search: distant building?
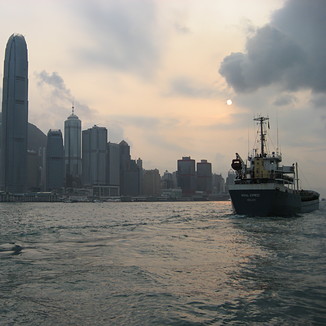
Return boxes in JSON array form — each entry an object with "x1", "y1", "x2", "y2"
[
  {"x1": 143, "y1": 169, "x2": 161, "y2": 196},
  {"x1": 119, "y1": 141, "x2": 141, "y2": 196},
  {"x1": 177, "y1": 156, "x2": 196, "y2": 196},
  {"x1": 27, "y1": 150, "x2": 40, "y2": 191},
  {"x1": 126, "y1": 160, "x2": 141, "y2": 196},
  {"x1": 46, "y1": 130, "x2": 64, "y2": 191},
  {"x1": 196, "y1": 159, "x2": 212, "y2": 194},
  {"x1": 212, "y1": 173, "x2": 225, "y2": 194},
  {"x1": 1, "y1": 34, "x2": 28, "y2": 193},
  {"x1": 225, "y1": 170, "x2": 236, "y2": 192},
  {"x1": 119, "y1": 140, "x2": 131, "y2": 195},
  {"x1": 82, "y1": 125, "x2": 107, "y2": 186},
  {"x1": 106, "y1": 142, "x2": 120, "y2": 195},
  {"x1": 161, "y1": 170, "x2": 175, "y2": 189},
  {"x1": 64, "y1": 106, "x2": 82, "y2": 187}
]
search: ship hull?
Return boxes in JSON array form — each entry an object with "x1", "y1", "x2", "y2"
[{"x1": 228, "y1": 183, "x2": 318, "y2": 217}]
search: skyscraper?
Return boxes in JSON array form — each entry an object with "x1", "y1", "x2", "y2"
[
  {"x1": 82, "y1": 125, "x2": 107, "y2": 186},
  {"x1": 196, "y1": 159, "x2": 212, "y2": 194},
  {"x1": 0, "y1": 34, "x2": 28, "y2": 193},
  {"x1": 46, "y1": 129, "x2": 64, "y2": 191},
  {"x1": 64, "y1": 106, "x2": 82, "y2": 187},
  {"x1": 106, "y1": 142, "x2": 120, "y2": 188},
  {"x1": 177, "y1": 156, "x2": 196, "y2": 196}
]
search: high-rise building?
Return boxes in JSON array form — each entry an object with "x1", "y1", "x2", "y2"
[
  {"x1": 106, "y1": 142, "x2": 120, "y2": 188},
  {"x1": 45, "y1": 130, "x2": 64, "y2": 191},
  {"x1": 82, "y1": 125, "x2": 107, "y2": 186},
  {"x1": 64, "y1": 106, "x2": 82, "y2": 187},
  {"x1": 177, "y1": 156, "x2": 196, "y2": 196},
  {"x1": 119, "y1": 141, "x2": 141, "y2": 196},
  {"x1": 143, "y1": 169, "x2": 161, "y2": 196},
  {"x1": 196, "y1": 159, "x2": 212, "y2": 194},
  {"x1": 212, "y1": 173, "x2": 225, "y2": 194},
  {"x1": 0, "y1": 34, "x2": 28, "y2": 193}
]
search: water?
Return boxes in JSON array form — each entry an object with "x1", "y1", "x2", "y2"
[{"x1": 0, "y1": 201, "x2": 325, "y2": 325}]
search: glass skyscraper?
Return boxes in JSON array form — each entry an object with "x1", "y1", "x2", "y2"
[
  {"x1": 64, "y1": 106, "x2": 82, "y2": 187},
  {"x1": 46, "y1": 129, "x2": 64, "y2": 191},
  {"x1": 1, "y1": 34, "x2": 29, "y2": 193},
  {"x1": 82, "y1": 125, "x2": 107, "y2": 186}
]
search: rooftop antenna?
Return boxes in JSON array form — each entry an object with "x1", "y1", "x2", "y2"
[{"x1": 72, "y1": 101, "x2": 75, "y2": 115}]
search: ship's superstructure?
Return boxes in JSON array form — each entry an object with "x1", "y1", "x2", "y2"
[{"x1": 229, "y1": 116, "x2": 319, "y2": 216}]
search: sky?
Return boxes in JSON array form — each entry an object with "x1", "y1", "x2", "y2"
[{"x1": 0, "y1": 0, "x2": 325, "y2": 196}]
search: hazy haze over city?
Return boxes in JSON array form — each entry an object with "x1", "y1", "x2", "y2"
[{"x1": 0, "y1": 0, "x2": 325, "y2": 197}]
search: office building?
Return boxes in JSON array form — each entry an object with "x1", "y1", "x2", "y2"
[
  {"x1": 45, "y1": 130, "x2": 64, "y2": 191},
  {"x1": 106, "y1": 142, "x2": 120, "y2": 195},
  {"x1": 197, "y1": 159, "x2": 212, "y2": 194},
  {"x1": 1, "y1": 34, "x2": 28, "y2": 193},
  {"x1": 143, "y1": 169, "x2": 161, "y2": 196},
  {"x1": 64, "y1": 106, "x2": 82, "y2": 187},
  {"x1": 119, "y1": 140, "x2": 141, "y2": 196},
  {"x1": 177, "y1": 156, "x2": 196, "y2": 196},
  {"x1": 82, "y1": 125, "x2": 107, "y2": 186},
  {"x1": 212, "y1": 173, "x2": 225, "y2": 194}
]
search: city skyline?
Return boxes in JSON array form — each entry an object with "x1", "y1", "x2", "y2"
[{"x1": 0, "y1": 0, "x2": 325, "y2": 197}]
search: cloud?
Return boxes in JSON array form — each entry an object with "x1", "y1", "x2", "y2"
[
  {"x1": 273, "y1": 94, "x2": 297, "y2": 107},
  {"x1": 166, "y1": 77, "x2": 220, "y2": 98},
  {"x1": 73, "y1": 0, "x2": 161, "y2": 79},
  {"x1": 37, "y1": 71, "x2": 72, "y2": 100},
  {"x1": 219, "y1": 0, "x2": 326, "y2": 94},
  {"x1": 35, "y1": 70, "x2": 92, "y2": 117},
  {"x1": 174, "y1": 23, "x2": 191, "y2": 34}
]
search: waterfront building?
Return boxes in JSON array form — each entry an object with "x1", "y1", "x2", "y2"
[
  {"x1": 119, "y1": 141, "x2": 141, "y2": 196},
  {"x1": 119, "y1": 140, "x2": 130, "y2": 195},
  {"x1": 212, "y1": 173, "x2": 225, "y2": 194},
  {"x1": 143, "y1": 169, "x2": 161, "y2": 196},
  {"x1": 106, "y1": 142, "x2": 120, "y2": 195},
  {"x1": 225, "y1": 169, "x2": 236, "y2": 192},
  {"x1": 161, "y1": 170, "x2": 175, "y2": 189},
  {"x1": 27, "y1": 150, "x2": 40, "y2": 191},
  {"x1": 82, "y1": 125, "x2": 107, "y2": 186},
  {"x1": 45, "y1": 130, "x2": 64, "y2": 191},
  {"x1": 177, "y1": 156, "x2": 196, "y2": 196},
  {"x1": 196, "y1": 159, "x2": 212, "y2": 194},
  {"x1": 64, "y1": 106, "x2": 82, "y2": 187},
  {"x1": 0, "y1": 34, "x2": 28, "y2": 193}
]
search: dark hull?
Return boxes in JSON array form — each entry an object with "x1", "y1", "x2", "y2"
[
  {"x1": 229, "y1": 188, "x2": 300, "y2": 217},
  {"x1": 229, "y1": 184, "x2": 319, "y2": 217}
]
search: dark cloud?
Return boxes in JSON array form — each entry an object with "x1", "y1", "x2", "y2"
[
  {"x1": 166, "y1": 77, "x2": 220, "y2": 98},
  {"x1": 219, "y1": 0, "x2": 326, "y2": 93},
  {"x1": 73, "y1": 0, "x2": 161, "y2": 78}
]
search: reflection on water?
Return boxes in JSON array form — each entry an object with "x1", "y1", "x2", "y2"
[{"x1": 0, "y1": 201, "x2": 325, "y2": 325}]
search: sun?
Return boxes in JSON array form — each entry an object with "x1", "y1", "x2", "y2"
[{"x1": 226, "y1": 99, "x2": 233, "y2": 105}]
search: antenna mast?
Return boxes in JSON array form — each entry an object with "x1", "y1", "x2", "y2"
[{"x1": 254, "y1": 116, "x2": 269, "y2": 156}]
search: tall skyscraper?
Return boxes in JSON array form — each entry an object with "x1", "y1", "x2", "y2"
[
  {"x1": 64, "y1": 106, "x2": 82, "y2": 187},
  {"x1": 0, "y1": 34, "x2": 28, "y2": 193},
  {"x1": 118, "y1": 141, "x2": 141, "y2": 196},
  {"x1": 196, "y1": 159, "x2": 212, "y2": 194},
  {"x1": 45, "y1": 129, "x2": 64, "y2": 191},
  {"x1": 177, "y1": 156, "x2": 196, "y2": 196},
  {"x1": 82, "y1": 125, "x2": 107, "y2": 186},
  {"x1": 106, "y1": 142, "x2": 120, "y2": 188}
]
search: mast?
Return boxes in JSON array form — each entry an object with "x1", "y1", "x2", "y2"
[{"x1": 254, "y1": 116, "x2": 269, "y2": 156}]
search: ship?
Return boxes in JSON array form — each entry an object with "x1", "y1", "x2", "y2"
[{"x1": 228, "y1": 116, "x2": 319, "y2": 217}]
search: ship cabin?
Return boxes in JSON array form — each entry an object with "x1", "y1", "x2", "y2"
[
  {"x1": 248, "y1": 152, "x2": 294, "y2": 185},
  {"x1": 232, "y1": 151, "x2": 295, "y2": 186}
]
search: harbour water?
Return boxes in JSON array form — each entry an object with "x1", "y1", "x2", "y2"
[{"x1": 1, "y1": 201, "x2": 325, "y2": 325}]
